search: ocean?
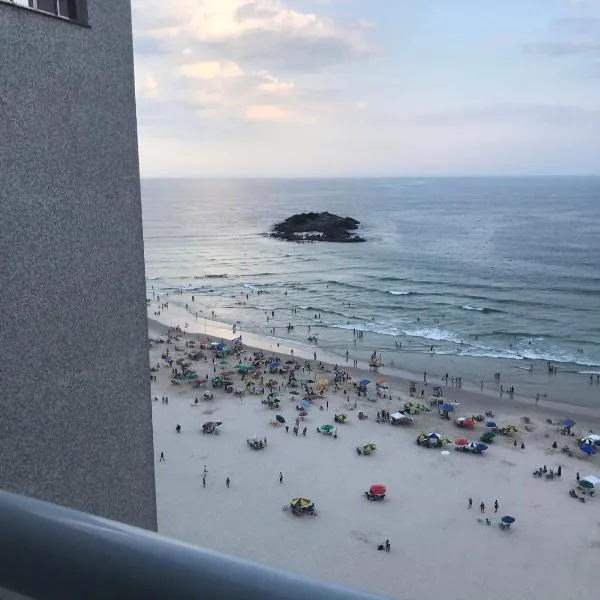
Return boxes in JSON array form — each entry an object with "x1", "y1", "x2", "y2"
[{"x1": 142, "y1": 177, "x2": 600, "y2": 408}]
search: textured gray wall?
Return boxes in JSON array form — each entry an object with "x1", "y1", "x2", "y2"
[{"x1": 0, "y1": 1, "x2": 157, "y2": 530}]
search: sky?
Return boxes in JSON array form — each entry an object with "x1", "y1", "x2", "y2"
[{"x1": 131, "y1": 0, "x2": 600, "y2": 177}]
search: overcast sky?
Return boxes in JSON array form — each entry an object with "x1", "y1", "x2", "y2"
[{"x1": 132, "y1": 0, "x2": 600, "y2": 177}]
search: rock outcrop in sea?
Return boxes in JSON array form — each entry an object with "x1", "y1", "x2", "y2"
[{"x1": 269, "y1": 212, "x2": 365, "y2": 243}]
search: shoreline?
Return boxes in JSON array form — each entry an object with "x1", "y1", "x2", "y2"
[
  {"x1": 147, "y1": 308, "x2": 600, "y2": 424},
  {"x1": 146, "y1": 287, "x2": 600, "y2": 410}
]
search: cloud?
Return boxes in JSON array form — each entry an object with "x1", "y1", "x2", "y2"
[
  {"x1": 179, "y1": 60, "x2": 244, "y2": 79},
  {"x1": 244, "y1": 104, "x2": 315, "y2": 123},
  {"x1": 136, "y1": 72, "x2": 159, "y2": 99},
  {"x1": 411, "y1": 103, "x2": 600, "y2": 128},
  {"x1": 133, "y1": 0, "x2": 369, "y2": 72},
  {"x1": 132, "y1": 0, "x2": 372, "y2": 148},
  {"x1": 522, "y1": 41, "x2": 600, "y2": 54}
]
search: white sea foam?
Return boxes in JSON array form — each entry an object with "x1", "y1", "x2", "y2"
[
  {"x1": 387, "y1": 290, "x2": 410, "y2": 295},
  {"x1": 402, "y1": 327, "x2": 463, "y2": 344}
]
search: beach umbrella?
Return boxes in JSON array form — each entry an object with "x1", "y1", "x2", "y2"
[
  {"x1": 275, "y1": 415, "x2": 286, "y2": 424},
  {"x1": 298, "y1": 399, "x2": 310, "y2": 410},
  {"x1": 581, "y1": 437, "x2": 596, "y2": 447},
  {"x1": 503, "y1": 424, "x2": 519, "y2": 433},
  {"x1": 219, "y1": 360, "x2": 230, "y2": 365},
  {"x1": 319, "y1": 424, "x2": 335, "y2": 433},
  {"x1": 427, "y1": 432, "x2": 442, "y2": 441},
  {"x1": 501, "y1": 516, "x2": 515, "y2": 524},
  {"x1": 289, "y1": 390, "x2": 299, "y2": 395},
  {"x1": 578, "y1": 479, "x2": 594, "y2": 489},
  {"x1": 561, "y1": 418, "x2": 576, "y2": 429},
  {"x1": 440, "y1": 403, "x2": 454, "y2": 413},
  {"x1": 579, "y1": 443, "x2": 597, "y2": 456},
  {"x1": 486, "y1": 421, "x2": 497, "y2": 429},
  {"x1": 359, "y1": 379, "x2": 370, "y2": 386},
  {"x1": 290, "y1": 497, "x2": 312, "y2": 509},
  {"x1": 369, "y1": 484, "x2": 386, "y2": 495},
  {"x1": 474, "y1": 442, "x2": 488, "y2": 451},
  {"x1": 186, "y1": 373, "x2": 198, "y2": 379},
  {"x1": 234, "y1": 363, "x2": 254, "y2": 371},
  {"x1": 455, "y1": 438, "x2": 468, "y2": 446},
  {"x1": 318, "y1": 378, "x2": 328, "y2": 387},
  {"x1": 363, "y1": 443, "x2": 377, "y2": 453}
]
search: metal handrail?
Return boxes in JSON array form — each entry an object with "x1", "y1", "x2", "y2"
[{"x1": 0, "y1": 491, "x2": 385, "y2": 600}]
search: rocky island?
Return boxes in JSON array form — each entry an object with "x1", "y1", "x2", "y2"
[{"x1": 270, "y1": 212, "x2": 365, "y2": 243}]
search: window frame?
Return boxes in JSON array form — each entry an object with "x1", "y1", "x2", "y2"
[{"x1": 2, "y1": 0, "x2": 89, "y2": 26}]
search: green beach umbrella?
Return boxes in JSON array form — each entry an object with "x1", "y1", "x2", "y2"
[
  {"x1": 320, "y1": 425, "x2": 335, "y2": 432},
  {"x1": 219, "y1": 360, "x2": 230, "y2": 365}
]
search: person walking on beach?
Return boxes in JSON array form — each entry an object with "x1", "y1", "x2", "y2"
[
  {"x1": 480, "y1": 502, "x2": 485, "y2": 513},
  {"x1": 159, "y1": 451, "x2": 165, "y2": 462},
  {"x1": 385, "y1": 539, "x2": 391, "y2": 553},
  {"x1": 226, "y1": 477, "x2": 230, "y2": 488},
  {"x1": 423, "y1": 371, "x2": 427, "y2": 384},
  {"x1": 468, "y1": 498, "x2": 473, "y2": 509},
  {"x1": 279, "y1": 471, "x2": 283, "y2": 484},
  {"x1": 302, "y1": 426, "x2": 307, "y2": 436},
  {"x1": 494, "y1": 500, "x2": 499, "y2": 513},
  {"x1": 202, "y1": 476, "x2": 206, "y2": 488}
]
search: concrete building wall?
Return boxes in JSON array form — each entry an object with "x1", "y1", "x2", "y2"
[{"x1": 0, "y1": 1, "x2": 157, "y2": 530}]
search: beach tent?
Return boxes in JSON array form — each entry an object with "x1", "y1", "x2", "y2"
[
  {"x1": 390, "y1": 412, "x2": 413, "y2": 424},
  {"x1": 580, "y1": 475, "x2": 600, "y2": 488},
  {"x1": 440, "y1": 403, "x2": 454, "y2": 413}
]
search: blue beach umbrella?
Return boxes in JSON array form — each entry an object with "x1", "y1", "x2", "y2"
[
  {"x1": 359, "y1": 379, "x2": 370, "y2": 386},
  {"x1": 440, "y1": 403, "x2": 454, "y2": 413},
  {"x1": 486, "y1": 421, "x2": 497, "y2": 429},
  {"x1": 474, "y1": 442, "x2": 488, "y2": 452},
  {"x1": 501, "y1": 516, "x2": 515, "y2": 524},
  {"x1": 561, "y1": 418, "x2": 576, "y2": 429},
  {"x1": 427, "y1": 432, "x2": 441, "y2": 441},
  {"x1": 579, "y1": 443, "x2": 597, "y2": 456}
]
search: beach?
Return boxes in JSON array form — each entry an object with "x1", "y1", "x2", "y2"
[{"x1": 148, "y1": 300, "x2": 600, "y2": 600}]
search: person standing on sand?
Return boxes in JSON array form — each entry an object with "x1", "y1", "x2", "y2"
[
  {"x1": 385, "y1": 539, "x2": 390, "y2": 553},
  {"x1": 160, "y1": 451, "x2": 165, "y2": 462},
  {"x1": 423, "y1": 371, "x2": 427, "y2": 384},
  {"x1": 226, "y1": 477, "x2": 230, "y2": 488},
  {"x1": 202, "y1": 476, "x2": 206, "y2": 488},
  {"x1": 494, "y1": 500, "x2": 499, "y2": 513},
  {"x1": 480, "y1": 502, "x2": 485, "y2": 513},
  {"x1": 279, "y1": 472, "x2": 283, "y2": 483},
  {"x1": 468, "y1": 498, "x2": 473, "y2": 509}
]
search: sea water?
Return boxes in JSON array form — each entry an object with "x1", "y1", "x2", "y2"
[{"x1": 142, "y1": 177, "x2": 600, "y2": 408}]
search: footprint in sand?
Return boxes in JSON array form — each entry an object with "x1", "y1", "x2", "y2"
[{"x1": 350, "y1": 530, "x2": 380, "y2": 544}]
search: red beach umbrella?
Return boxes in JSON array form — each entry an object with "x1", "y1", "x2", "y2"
[
  {"x1": 455, "y1": 438, "x2": 468, "y2": 446},
  {"x1": 370, "y1": 484, "x2": 386, "y2": 495},
  {"x1": 463, "y1": 418, "x2": 476, "y2": 428}
]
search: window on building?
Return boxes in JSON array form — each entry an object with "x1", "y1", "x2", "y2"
[{"x1": 12, "y1": 0, "x2": 84, "y2": 22}]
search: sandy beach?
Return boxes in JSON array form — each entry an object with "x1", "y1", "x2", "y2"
[{"x1": 148, "y1": 302, "x2": 600, "y2": 599}]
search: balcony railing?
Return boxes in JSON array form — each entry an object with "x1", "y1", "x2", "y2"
[{"x1": 0, "y1": 491, "x2": 386, "y2": 600}]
